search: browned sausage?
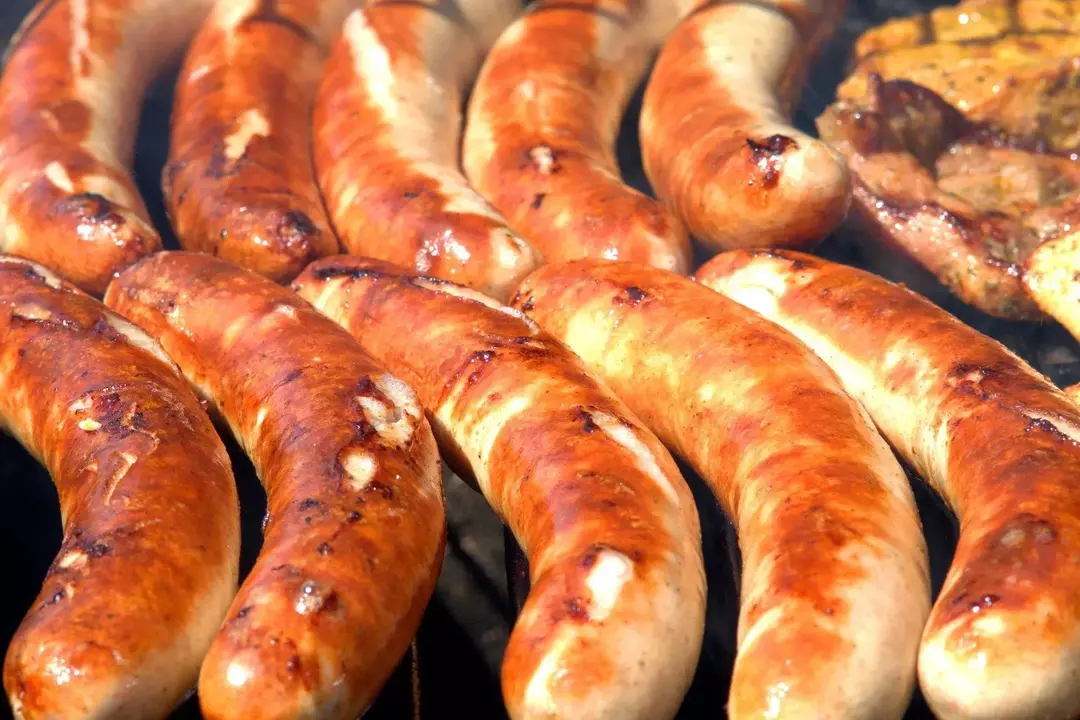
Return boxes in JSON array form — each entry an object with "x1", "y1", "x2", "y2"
[
  {"x1": 510, "y1": 259, "x2": 929, "y2": 719},
  {"x1": 104, "y1": 252, "x2": 445, "y2": 720},
  {"x1": 163, "y1": 0, "x2": 349, "y2": 282},
  {"x1": 314, "y1": 0, "x2": 539, "y2": 301},
  {"x1": 698, "y1": 248, "x2": 1080, "y2": 720},
  {"x1": 640, "y1": 0, "x2": 851, "y2": 251},
  {"x1": 0, "y1": 0, "x2": 214, "y2": 295},
  {"x1": 462, "y1": 0, "x2": 694, "y2": 273},
  {"x1": 293, "y1": 256, "x2": 705, "y2": 720},
  {"x1": 0, "y1": 254, "x2": 239, "y2": 719}
]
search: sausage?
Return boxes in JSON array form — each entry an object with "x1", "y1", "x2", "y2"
[
  {"x1": 314, "y1": 0, "x2": 538, "y2": 301},
  {"x1": 511, "y1": 260, "x2": 929, "y2": 719},
  {"x1": 292, "y1": 256, "x2": 705, "y2": 720},
  {"x1": 0, "y1": 254, "x2": 239, "y2": 719},
  {"x1": 698, "y1": 248, "x2": 1080, "y2": 720},
  {"x1": 462, "y1": 0, "x2": 693, "y2": 273},
  {"x1": 1023, "y1": 231, "x2": 1080, "y2": 337},
  {"x1": 0, "y1": 0, "x2": 214, "y2": 295},
  {"x1": 640, "y1": 0, "x2": 851, "y2": 252},
  {"x1": 162, "y1": 0, "x2": 349, "y2": 283},
  {"x1": 1064, "y1": 382, "x2": 1080, "y2": 406},
  {"x1": 103, "y1": 252, "x2": 445, "y2": 720}
]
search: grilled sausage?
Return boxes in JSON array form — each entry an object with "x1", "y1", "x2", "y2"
[
  {"x1": 462, "y1": 0, "x2": 693, "y2": 273},
  {"x1": 1063, "y1": 382, "x2": 1080, "y2": 406},
  {"x1": 104, "y1": 252, "x2": 445, "y2": 720},
  {"x1": 0, "y1": 254, "x2": 239, "y2": 720},
  {"x1": 1024, "y1": 231, "x2": 1080, "y2": 338},
  {"x1": 0, "y1": 0, "x2": 214, "y2": 295},
  {"x1": 640, "y1": 0, "x2": 851, "y2": 251},
  {"x1": 293, "y1": 256, "x2": 705, "y2": 720},
  {"x1": 698, "y1": 248, "x2": 1080, "y2": 720},
  {"x1": 315, "y1": 0, "x2": 538, "y2": 301},
  {"x1": 511, "y1": 260, "x2": 929, "y2": 719},
  {"x1": 163, "y1": 0, "x2": 349, "y2": 282}
]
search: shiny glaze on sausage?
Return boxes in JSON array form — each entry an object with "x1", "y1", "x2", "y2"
[
  {"x1": 314, "y1": 0, "x2": 538, "y2": 301},
  {"x1": 462, "y1": 0, "x2": 693, "y2": 273},
  {"x1": 104, "y1": 252, "x2": 445, "y2": 720},
  {"x1": 293, "y1": 255, "x2": 705, "y2": 720},
  {"x1": 512, "y1": 259, "x2": 929, "y2": 719},
  {"x1": 699, "y1": 248, "x2": 1080, "y2": 720},
  {"x1": 640, "y1": 0, "x2": 851, "y2": 251},
  {"x1": 0, "y1": 254, "x2": 239, "y2": 719},
  {"x1": 0, "y1": 0, "x2": 214, "y2": 295},
  {"x1": 163, "y1": 0, "x2": 350, "y2": 283}
]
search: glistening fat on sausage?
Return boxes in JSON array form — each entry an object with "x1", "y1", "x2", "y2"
[
  {"x1": 0, "y1": 254, "x2": 239, "y2": 720},
  {"x1": 511, "y1": 259, "x2": 929, "y2": 719},
  {"x1": 104, "y1": 252, "x2": 445, "y2": 720},
  {"x1": 293, "y1": 255, "x2": 706, "y2": 720}
]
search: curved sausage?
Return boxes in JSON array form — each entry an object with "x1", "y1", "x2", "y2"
[
  {"x1": 0, "y1": 0, "x2": 214, "y2": 295},
  {"x1": 462, "y1": 0, "x2": 693, "y2": 273},
  {"x1": 511, "y1": 260, "x2": 929, "y2": 719},
  {"x1": 104, "y1": 252, "x2": 445, "y2": 720},
  {"x1": 293, "y1": 256, "x2": 705, "y2": 720},
  {"x1": 640, "y1": 0, "x2": 851, "y2": 252},
  {"x1": 163, "y1": 0, "x2": 349, "y2": 283},
  {"x1": 698, "y1": 248, "x2": 1080, "y2": 720},
  {"x1": 315, "y1": 0, "x2": 538, "y2": 301},
  {"x1": 0, "y1": 254, "x2": 239, "y2": 720}
]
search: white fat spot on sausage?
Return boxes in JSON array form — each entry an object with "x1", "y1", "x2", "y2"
[
  {"x1": 438, "y1": 392, "x2": 533, "y2": 496},
  {"x1": 345, "y1": 10, "x2": 397, "y2": 117},
  {"x1": 358, "y1": 394, "x2": 411, "y2": 447},
  {"x1": 44, "y1": 162, "x2": 75, "y2": 193},
  {"x1": 522, "y1": 633, "x2": 574, "y2": 715},
  {"x1": 103, "y1": 313, "x2": 177, "y2": 370},
  {"x1": 295, "y1": 579, "x2": 332, "y2": 615},
  {"x1": 103, "y1": 452, "x2": 138, "y2": 505},
  {"x1": 701, "y1": 262, "x2": 786, "y2": 318},
  {"x1": 225, "y1": 660, "x2": 254, "y2": 688},
  {"x1": 585, "y1": 550, "x2": 633, "y2": 622},
  {"x1": 529, "y1": 146, "x2": 557, "y2": 175},
  {"x1": 341, "y1": 448, "x2": 377, "y2": 491},
  {"x1": 187, "y1": 64, "x2": 212, "y2": 83},
  {"x1": 224, "y1": 109, "x2": 271, "y2": 162},
  {"x1": 44, "y1": 655, "x2": 74, "y2": 687},
  {"x1": 57, "y1": 549, "x2": 88, "y2": 570},
  {"x1": 69, "y1": 396, "x2": 93, "y2": 413},
  {"x1": 0, "y1": 256, "x2": 65, "y2": 289},
  {"x1": 1016, "y1": 407, "x2": 1080, "y2": 445},
  {"x1": 587, "y1": 410, "x2": 680, "y2": 504},
  {"x1": 274, "y1": 303, "x2": 298, "y2": 320},
  {"x1": 252, "y1": 406, "x2": 269, "y2": 438},
  {"x1": 77, "y1": 418, "x2": 101, "y2": 432},
  {"x1": 411, "y1": 278, "x2": 540, "y2": 333},
  {"x1": 11, "y1": 303, "x2": 52, "y2": 321}
]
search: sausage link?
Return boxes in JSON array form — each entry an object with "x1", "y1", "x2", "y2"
[
  {"x1": 0, "y1": 255, "x2": 239, "y2": 720},
  {"x1": 163, "y1": 0, "x2": 349, "y2": 282},
  {"x1": 462, "y1": 0, "x2": 693, "y2": 273},
  {"x1": 698, "y1": 248, "x2": 1080, "y2": 720},
  {"x1": 104, "y1": 252, "x2": 445, "y2": 720},
  {"x1": 640, "y1": 0, "x2": 850, "y2": 252},
  {"x1": 511, "y1": 260, "x2": 929, "y2": 719},
  {"x1": 1024, "y1": 231, "x2": 1080, "y2": 338},
  {"x1": 293, "y1": 256, "x2": 705, "y2": 720},
  {"x1": 0, "y1": 0, "x2": 214, "y2": 295},
  {"x1": 315, "y1": 0, "x2": 538, "y2": 301}
]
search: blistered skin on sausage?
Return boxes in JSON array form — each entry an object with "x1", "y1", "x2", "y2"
[
  {"x1": 511, "y1": 260, "x2": 929, "y2": 719},
  {"x1": 0, "y1": 255, "x2": 239, "y2": 720},
  {"x1": 315, "y1": 0, "x2": 539, "y2": 301},
  {"x1": 462, "y1": 0, "x2": 693, "y2": 274},
  {"x1": 293, "y1": 256, "x2": 705, "y2": 720},
  {"x1": 163, "y1": 0, "x2": 349, "y2": 283},
  {"x1": 0, "y1": 0, "x2": 215, "y2": 295},
  {"x1": 104, "y1": 253, "x2": 445, "y2": 720},
  {"x1": 698, "y1": 248, "x2": 1080, "y2": 720},
  {"x1": 640, "y1": 0, "x2": 850, "y2": 252}
]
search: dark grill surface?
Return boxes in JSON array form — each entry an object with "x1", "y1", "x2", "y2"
[{"x1": 1, "y1": 1, "x2": 1073, "y2": 718}]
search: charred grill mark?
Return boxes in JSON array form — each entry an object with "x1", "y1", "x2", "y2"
[
  {"x1": 57, "y1": 193, "x2": 127, "y2": 227},
  {"x1": 746, "y1": 135, "x2": 798, "y2": 189},
  {"x1": 915, "y1": 11, "x2": 936, "y2": 46},
  {"x1": 575, "y1": 407, "x2": 598, "y2": 433},
  {"x1": 1005, "y1": 0, "x2": 1024, "y2": 36},
  {"x1": 613, "y1": 286, "x2": 648, "y2": 306},
  {"x1": 241, "y1": 0, "x2": 315, "y2": 43},
  {"x1": 530, "y1": 193, "x2": 546, "y2": 209}
]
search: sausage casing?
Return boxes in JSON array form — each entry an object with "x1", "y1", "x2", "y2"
[
  {"x1": 512, "y1": 260, "x2": 929, "y2": 719},
  {"x1": 163, "y1": 0, "x2": 349, "y2": 282},
  {"x1": 293, "y1": 255, "x2": 705, "y2": 720},
  {"x1": 0, "y1": 0, "x2": 214, "y2": 295},
  {"x1": 0, "y1": 254, "x2": 239, "y2": 720},
  {"x1": 104, "y1": 252, "x2": 445, "y2": 720},
  {"x1": 315, "y1": 0, "x2": 538, "y2": 300},
  {"x1": 699, "y1": 248, "x2": 1080, "y2": 720}
]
